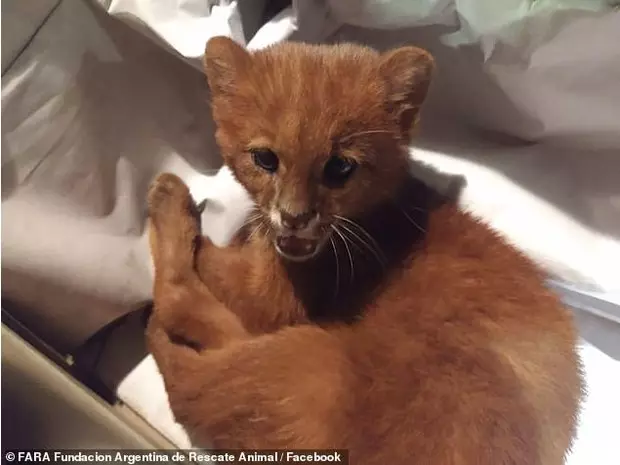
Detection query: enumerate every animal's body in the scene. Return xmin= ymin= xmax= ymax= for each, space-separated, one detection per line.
xmin=146 ymin=37 xmax=583 ymax=464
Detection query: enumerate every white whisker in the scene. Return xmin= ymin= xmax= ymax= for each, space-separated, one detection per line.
xmin=336 ymin=222 xmax=386 ymax=271
xmin=332 ymin=224 xmax=354 ymax=284
xmin=397 ymin=206 xmax=426 ymax=234
xmin=240 ymin=213 xmax=263 ymax=230
xmin=339 ymin=223 xmax=383 ymax=269
xmin=329 ymin=236 xmax=341 ymax=300
xmin=335 ymin=215 xmax=387 ymax=267
xmin=247 ymin=220 xmax=266 ymax=242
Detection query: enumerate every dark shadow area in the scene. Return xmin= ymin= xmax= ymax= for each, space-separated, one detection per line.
xmin=261 ymin=0 xmax=292 ymax=25
xmin=73 ymin=307 xmax=151 ymax=393
xmin=1 ymin=362 xmax=48 ymax=449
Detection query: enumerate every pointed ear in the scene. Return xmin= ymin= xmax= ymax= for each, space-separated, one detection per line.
xmin=379 ymin=46 xmax=435 ymax=136
xmin=204 ymin=36 xmax=252 ymax=96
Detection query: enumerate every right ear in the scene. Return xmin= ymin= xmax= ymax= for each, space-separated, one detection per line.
xmin=203 ymin=36 xmax=252 ymax=96
xmin=378 ymin=46 xmax=435 ymax=137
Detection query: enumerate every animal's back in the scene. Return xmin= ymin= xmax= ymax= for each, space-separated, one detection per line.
xmin=341 ymin=204 xmax=583 ymax=464
xmin=147 ymin=37 xmax=584 ymax=464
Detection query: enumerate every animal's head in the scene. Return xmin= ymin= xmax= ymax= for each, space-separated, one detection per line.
xmin=204 ymin=37 xmax=434 ymax=262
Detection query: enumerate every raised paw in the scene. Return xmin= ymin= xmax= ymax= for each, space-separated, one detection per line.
xmin=148 ymin=173 xmax=195 ymax=221
xmin=147 ymin=173 xmax=201 ymax=282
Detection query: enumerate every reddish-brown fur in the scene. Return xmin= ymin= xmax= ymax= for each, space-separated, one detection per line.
xmin=146 ymin=37 xmax=583 ymax=464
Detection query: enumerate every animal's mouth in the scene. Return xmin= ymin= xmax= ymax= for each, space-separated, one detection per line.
xmin=273 ymin=233 xmax=329 ymax=262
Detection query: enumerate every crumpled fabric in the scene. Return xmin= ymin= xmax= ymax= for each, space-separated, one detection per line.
xmin=2 ymin=0 xmax=618 ymax=350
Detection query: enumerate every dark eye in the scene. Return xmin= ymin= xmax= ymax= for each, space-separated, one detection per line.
xmin=251 ymin=149 xmax=279 ymax=173
xmin=323 ymin=155 xmax=357 ymax=186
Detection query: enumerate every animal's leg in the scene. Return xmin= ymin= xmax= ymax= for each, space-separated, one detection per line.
xmin=145 ymin=316 xmax=351 ymax=449
xmin=147 ymin=173 xmax=247 ymax=349
xmin=146 ymin=174 xmax=349 ymax=450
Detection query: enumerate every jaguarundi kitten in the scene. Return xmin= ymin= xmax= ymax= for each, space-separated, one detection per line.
xmin=146 ymin=37 xmax=583 ymax=464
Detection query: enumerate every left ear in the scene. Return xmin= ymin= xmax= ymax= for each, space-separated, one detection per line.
xmin=379 ymin=46 xmax=435 ymax=136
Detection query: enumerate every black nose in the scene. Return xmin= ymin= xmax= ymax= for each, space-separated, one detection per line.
xmin=280 ymin=210 xmax=316 ymax=230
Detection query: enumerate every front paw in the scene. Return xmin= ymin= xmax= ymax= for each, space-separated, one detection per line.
xmin=148 ymin=173 xmax=199 ymax=226
xmin=147 ymin=173 xmax=201 ymax=280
